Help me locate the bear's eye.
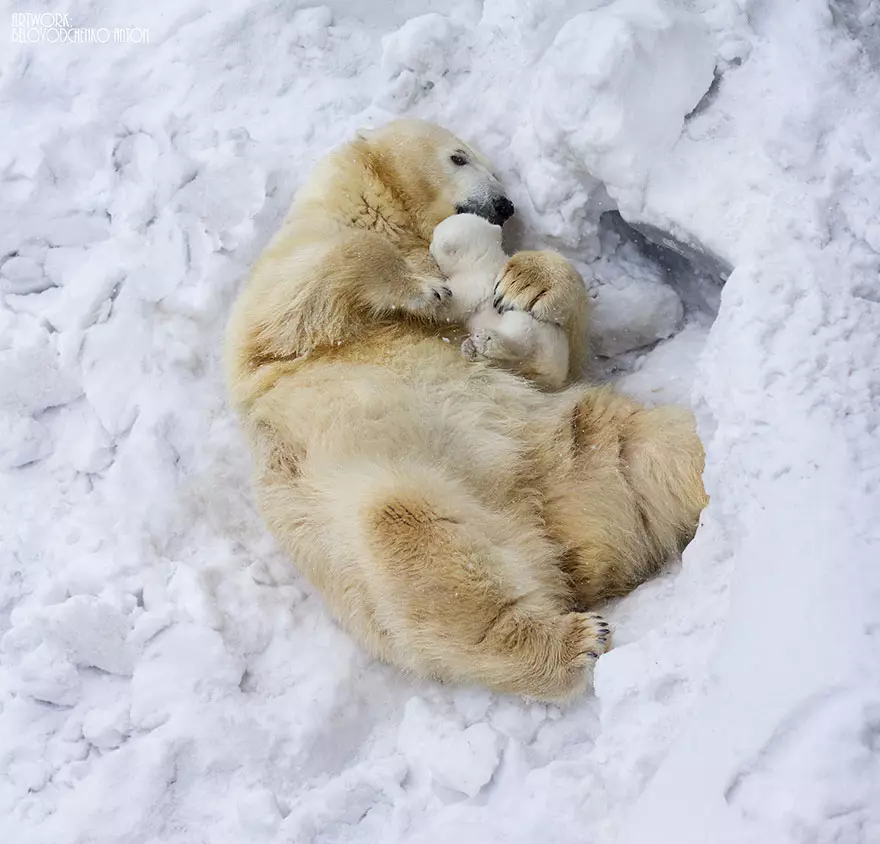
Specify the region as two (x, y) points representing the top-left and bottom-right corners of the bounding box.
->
(450, 152), (468, 167)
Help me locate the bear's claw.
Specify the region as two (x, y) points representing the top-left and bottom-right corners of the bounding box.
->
(570, 611), (612, 661)
(406, 277), (453, 315)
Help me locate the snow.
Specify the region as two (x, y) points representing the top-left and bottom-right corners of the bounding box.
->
(2, 1), (879, 842)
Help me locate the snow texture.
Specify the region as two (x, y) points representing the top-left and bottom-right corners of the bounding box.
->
(2, 1), (879, 842)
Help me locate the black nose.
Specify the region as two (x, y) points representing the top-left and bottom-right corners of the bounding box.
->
(493, 196), (515, 225)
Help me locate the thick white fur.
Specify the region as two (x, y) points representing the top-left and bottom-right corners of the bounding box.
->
(224, 119), (707, 701)
(431, 214), (570, 389)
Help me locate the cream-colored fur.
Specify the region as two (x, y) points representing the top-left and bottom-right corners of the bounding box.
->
(224, 119), (707, 701)
(430, 213), (570, 389)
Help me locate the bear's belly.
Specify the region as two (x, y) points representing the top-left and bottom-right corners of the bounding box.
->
(259, 329), (556, 504)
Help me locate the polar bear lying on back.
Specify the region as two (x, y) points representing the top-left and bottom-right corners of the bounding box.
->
(431, 214), (570, 389)
(224, 119), (707, 701)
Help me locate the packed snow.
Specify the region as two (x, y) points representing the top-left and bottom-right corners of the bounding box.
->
(2, 0), (879, 842)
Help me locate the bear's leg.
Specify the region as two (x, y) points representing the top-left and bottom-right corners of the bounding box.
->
(355, 466), (610, 699)
(519, 319), (569, 389)
(618, 403), (708, 559)
(543, 389), (707, 605)
(462, 310), (570, 389)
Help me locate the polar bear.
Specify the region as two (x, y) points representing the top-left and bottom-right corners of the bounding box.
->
(224, 119), (707, 701)
(430, 213), (570, 389)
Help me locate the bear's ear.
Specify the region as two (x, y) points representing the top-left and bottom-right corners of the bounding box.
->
(438, 241), (459, 258)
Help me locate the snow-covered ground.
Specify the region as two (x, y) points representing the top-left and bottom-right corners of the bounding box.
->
(2, 0), (879, 841)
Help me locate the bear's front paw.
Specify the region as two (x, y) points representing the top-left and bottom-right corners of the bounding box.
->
(461, 329), (489, 361)
(404, 276), (453, 316)
(493, 251), (583, 325)
(461, 329), (508, 363)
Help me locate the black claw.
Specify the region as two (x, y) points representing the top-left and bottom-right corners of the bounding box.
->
(442, 285), (452, 298)
(493, 295), (502, 310)
(587, 651), (598, 659)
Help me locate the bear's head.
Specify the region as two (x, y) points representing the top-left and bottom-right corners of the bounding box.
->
(430, 213), (506, 278)
(358, 119), (514, 235)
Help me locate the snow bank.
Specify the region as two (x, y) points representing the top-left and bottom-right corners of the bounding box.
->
(2, 1), (878, 842)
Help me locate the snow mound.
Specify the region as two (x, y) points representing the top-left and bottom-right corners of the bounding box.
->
(533, 2), (716, 210)
(378, 13), (471, 111)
